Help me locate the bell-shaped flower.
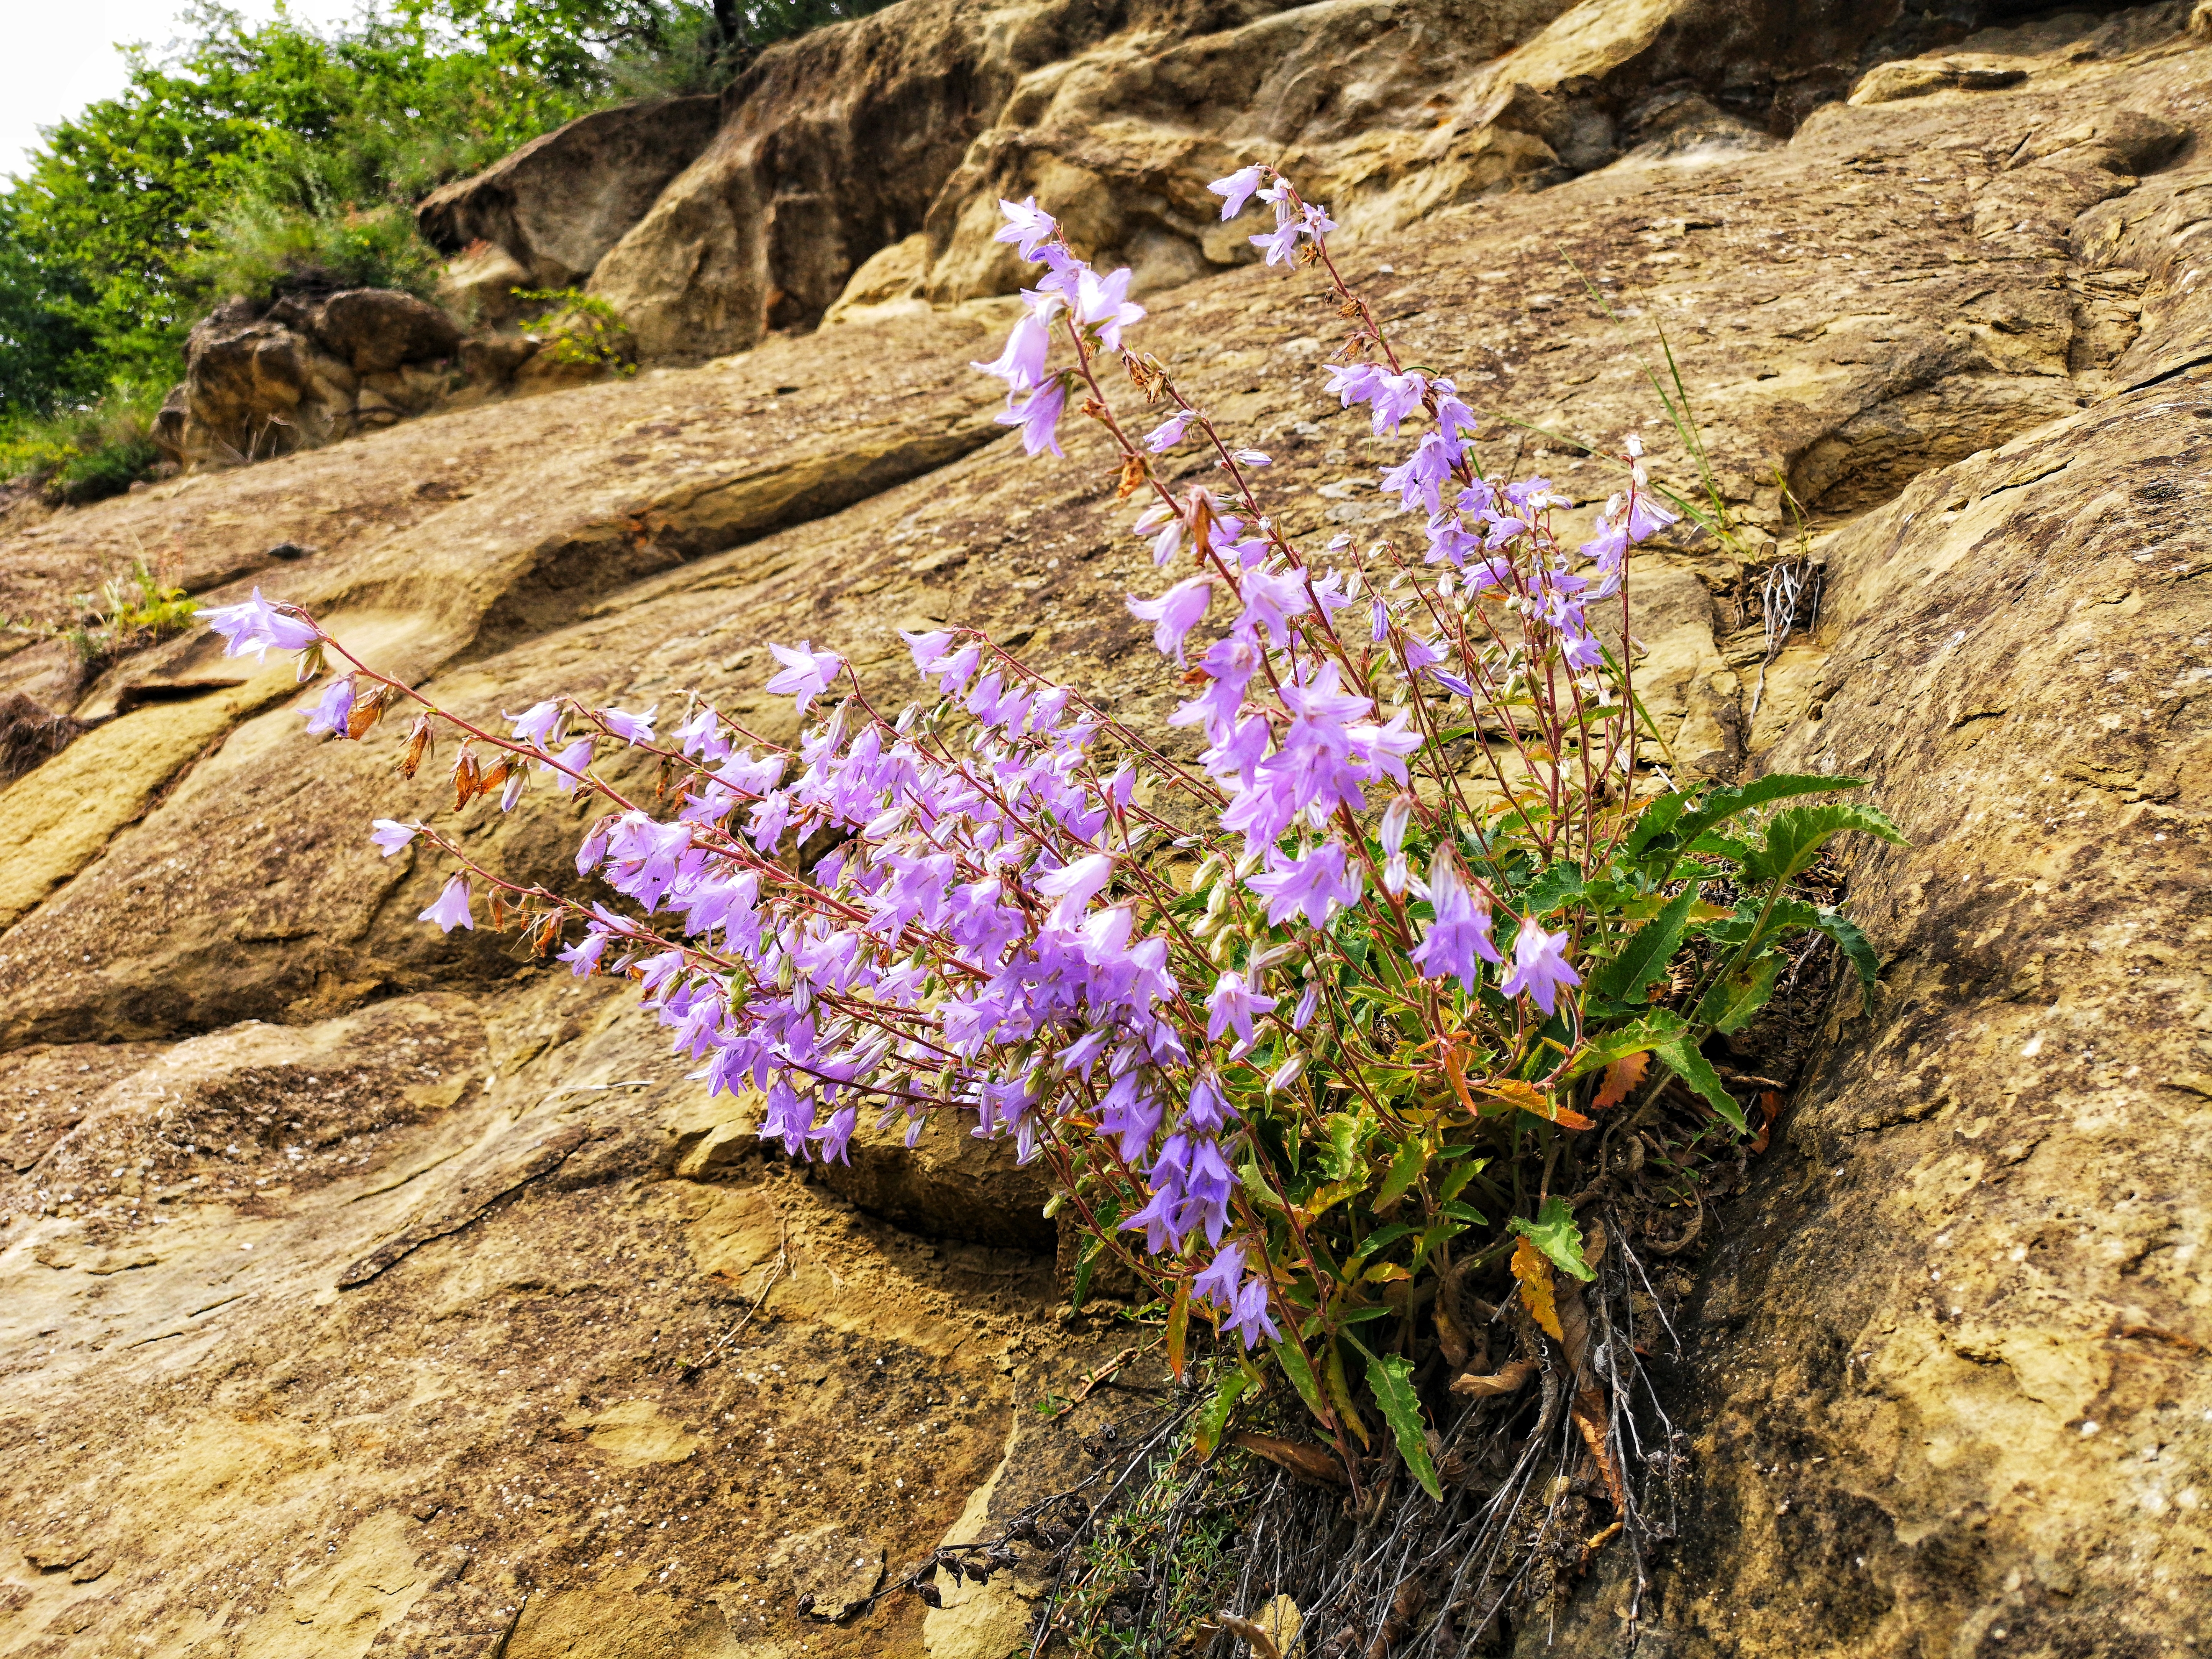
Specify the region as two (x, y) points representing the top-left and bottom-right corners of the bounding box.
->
(418, 875), (474, 934)
(995, 378), (1067, 458)
(1126, 575), (1212, 664)
(1410, 851), (1501, 993)
(1204, 968), (1277, 1047)
(370, 819), (417, 857)
(1209, 165), (1266, 220)
(765, 641), (844, 712)
(1145, 410), (1195, 452)
(302, 677), (354, 738)
(1501, 918), (1582, 1015)
(505, 699), (564, 749)
(993, 196), (1058, 259)
(205, 588), (319, 662)
(597, 704), (656, 745)
(1075, 265), (1145, 351)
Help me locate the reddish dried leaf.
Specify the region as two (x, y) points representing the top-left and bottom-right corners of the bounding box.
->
(1750, 1089), (1783, 1154)
(1593, 1052), (1650, 1112)
(1230, 1432), (1348, 1487)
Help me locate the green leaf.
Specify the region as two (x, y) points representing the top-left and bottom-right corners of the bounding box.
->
(1435, 1155), (1486, 1205)
(1507, 1195), (1595, 1282)
(1695, 951), (1784, 1034)
(1354, 1342), (1442, 1500)
(1594, 889), (1698, 1005)
(1351, 1222), (1417, 1265)
(1744, 803), (1908, 887)
(1624, 791), (1690, 859)
(1439, 1199), (1488, 1225)
(1673, 773), (1869, 848)
(1318, 1112), (1369, 1184)
(1517, 861), (1587, 919)
(1273, 1339), (1331, 1425)
(1337, 1303), (1396, 1325)
(1192, 1368), (1254, 1458)
(1650, 1034), (1747, 1132)
(1813, 907), (1882, 1014)
(1564, 1010), (1691, 1079)
(1373, 1136), (1430, 1211)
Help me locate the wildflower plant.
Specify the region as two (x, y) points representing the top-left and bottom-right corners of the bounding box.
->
(211, 169), (1899, 1516)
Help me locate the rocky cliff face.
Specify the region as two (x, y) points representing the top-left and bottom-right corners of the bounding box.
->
(3, 2), (2210, 1657)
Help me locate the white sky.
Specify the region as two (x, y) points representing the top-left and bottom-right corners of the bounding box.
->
(2, 0), (369, 182)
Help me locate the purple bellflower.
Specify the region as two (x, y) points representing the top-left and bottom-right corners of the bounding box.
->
(1502, 919), (1581, 1014)
(418, 875), (474, 933)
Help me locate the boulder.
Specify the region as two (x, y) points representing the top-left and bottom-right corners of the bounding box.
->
(415, 94), (723, 299)
(155, 289), (464, 469)
(590, 0), (1975, 360)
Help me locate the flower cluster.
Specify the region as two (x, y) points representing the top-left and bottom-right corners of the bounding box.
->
(224, 166), (1897, 1499)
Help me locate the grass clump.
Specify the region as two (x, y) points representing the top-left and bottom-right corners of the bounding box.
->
(0, 382), (171, 507)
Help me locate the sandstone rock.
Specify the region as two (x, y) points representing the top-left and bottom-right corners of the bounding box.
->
(436, 236), (535, 328)
(417, 95), (723, 293)
(155, 288), (465, 469)
(3, 9), (2211, 1656)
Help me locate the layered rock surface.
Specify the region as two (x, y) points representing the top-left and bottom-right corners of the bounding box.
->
(3, 3), (2211, 1657)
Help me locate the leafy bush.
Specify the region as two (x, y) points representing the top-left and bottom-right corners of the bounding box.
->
(189, 197), (439, 304)
(513, 288), (640, 377)
(0, 0), (909, 421)
(0, 381), (169, 505)
(210, 171), (1903, 1628)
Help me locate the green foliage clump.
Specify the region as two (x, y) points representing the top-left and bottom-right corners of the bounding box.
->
(0, 382), (172, 505)
(0, 0), (899, 428)
(187, 198), (441, 305)
(515, 288), (639, 377)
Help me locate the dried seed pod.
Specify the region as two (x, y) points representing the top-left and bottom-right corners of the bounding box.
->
(398, 714), (434, 779)
(451, 746), (481, 809)
(344, 680), (390, 739)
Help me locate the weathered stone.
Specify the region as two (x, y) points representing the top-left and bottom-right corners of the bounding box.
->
(416, 95), (722, 290)
(4, 8), (2212, 1656)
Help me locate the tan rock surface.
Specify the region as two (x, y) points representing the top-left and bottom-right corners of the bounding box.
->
(4, 5), (2212, 1655)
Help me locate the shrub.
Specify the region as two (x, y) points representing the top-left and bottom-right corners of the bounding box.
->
(187, 196), (439, 304)
(213, 169), (1901, 1633)
(0, 381), (169, 505)
(514, 288), (639, 377)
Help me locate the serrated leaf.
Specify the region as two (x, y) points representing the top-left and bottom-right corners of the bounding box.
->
(1373, 1135), (1430, 1211)
(1593, 1051), (1649, 1110)
(1439, 1198), (1487, 1225)
(1509, 1195), (1596, 1282)
(1360, 1346), (1442, 1500)
(1273, 1339), (1330, 1425)
(1338, 1303), (1395, 1325)
(1318, 1112), (1369, 1184)
(1517, 861), (1587, 919)
(1595, 888), (1698, 1004)
(1812, 907), (1882, 1013)
(1624, 790), (1690, 859)
(1649, 1033), (1747, 1132)
(1564, 1010), (1690, 1080)
(1673, 772), (1869, 848)
(1193, 1367), (1254, 1457)
(1510, 1236), (1563, 1339)
(1695, 952), (1783, 1034)
(1744, 803), (1909, 886)
(1363, 1261), (1412, 1284)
